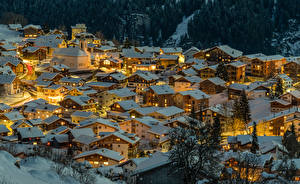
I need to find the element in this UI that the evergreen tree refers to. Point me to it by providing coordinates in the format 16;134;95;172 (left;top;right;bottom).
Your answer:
232;98;241;119
240;90;251;125
275;78;284;98
283;123;300;158
215;62;229;82
250;121;259;154
211;115;222;147
123;37;131;48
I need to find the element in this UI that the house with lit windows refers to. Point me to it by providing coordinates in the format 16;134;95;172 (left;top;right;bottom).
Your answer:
127;71;159;94
144;85;175;107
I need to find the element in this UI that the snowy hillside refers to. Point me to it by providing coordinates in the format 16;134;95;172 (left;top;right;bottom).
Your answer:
164;12;197;47
0;150;115;184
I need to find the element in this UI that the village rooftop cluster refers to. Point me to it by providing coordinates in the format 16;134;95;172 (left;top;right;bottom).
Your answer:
0;23;299;183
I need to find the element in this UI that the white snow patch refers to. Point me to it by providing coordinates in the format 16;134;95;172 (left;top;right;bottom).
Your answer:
165;12;197;46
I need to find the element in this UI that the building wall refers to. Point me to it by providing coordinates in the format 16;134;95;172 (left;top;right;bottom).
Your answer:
54;55;90;70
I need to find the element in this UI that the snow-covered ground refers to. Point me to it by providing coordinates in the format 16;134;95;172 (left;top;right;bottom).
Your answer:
0;150;115;184
0;24;22;43
164;12;197;46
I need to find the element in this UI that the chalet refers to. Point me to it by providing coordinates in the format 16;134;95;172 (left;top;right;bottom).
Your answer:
21;46;47;61
46;64;70;74
16;127;44;144
270;99;292;112
8;24;22;31
79;118;119;135
59;77;84;87
71;110;96;124
238;53;266;75
183;47;200;61
127;71;159;94
128;107;162;119
50;134;70;148
163;115;200;129
43;115;73;131
67;86;97;97
119;157;149;183
110;100;140;113
48;126;71;135
97;72;127;87
173;75;202;92
144;85;175;107
22;24;43;38
199;77;226;94
149;106;185;121
0;124;10;136
119;116;162;139
0;66;20;95
194;64;218;79
0;103;12;114
276;74;293;91
228;82;270;100
36;72;63;83
69;128;95;140
122;51;154;74
194;45;243;63
37;84;69;104
135;46;160;55
251;55;286;78
74;148;125;167
10;120;33;134
0;111;25;128
71;24;87;40
280;90;300;107
34;35;67;56
283;58;300;81
73;134;100;152
60;95;97;112
160;47;183;63
0;56;25;76
23;101;63;120
178;67;198;76
99;88;136;109
99;57;122;69
98;131;140;159
86;82;118;92
173;90;210;113
156;54;179;69
226;61;246;82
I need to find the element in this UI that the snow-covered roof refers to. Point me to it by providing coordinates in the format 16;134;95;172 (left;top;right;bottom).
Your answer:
107;88;136;97
86;81;116;88
181;68;197;76
73;134;99;145
74;148;125;162
17;127;44;139
277;73;292;82
256;55;285;61
100;131;140;145
22;46;40;53
113;100;140;111
178;89;210;100
227;61;246;67
155;106;184;117
53;47;88;57
134;116;162;127
108;72;127;81
0;56;22;67
70;128;95;138
271;158;300;171
4;111;25;121
244;53;266;59
214;45;243;58
191;63;206;71
48;126;70;135
43;115;60;125
132;152;170;175
60;76;84;84
0;124;9;134
71;111;94;118
23;24;42;30
183;47;200;55
130;107;162;116
287;90;300;99
132;70;159;81
0;103;11;111
161;47;182;54
80;118;119;130
148;124;170;136
179;76;202;83
149;85;175;95
157;54;179;60
271;99;291;106
206;77;226;86
36;72;60;81
53;134;69;143
135;46;160;53
63;95;92;106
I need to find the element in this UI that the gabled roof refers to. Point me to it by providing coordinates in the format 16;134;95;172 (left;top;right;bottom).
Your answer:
161;47;182;53
70;128;95;138
205;77;226;86
23;24;42;30
214;45;243;58
22;46;40;53
107;88;136;98
60;77;84;84
134;116;162;127
183;47;200;55
181;68;197;76
178;76;202;83
17;127;44;139
0;56;22;67
73;134;99;145
4;111;25;121
36;72;60;81
86;81;116;88
287;90;300;99
48;126;70;135
155;106;184;117
0;124;9;134
256;55;285;61
227;61;246;67
135;46;160;53
131;71;159;81
108;72;127;81
0;103;11;111
71;111;94;118
130;107;162;116
149;85;174;95
148;124;170;136
43;115;60;125
113;100;140;111
178;89;210;100
63;95;92;106
74;148;125;162
80;118;119;130
157;54;178;60
100;131;140;145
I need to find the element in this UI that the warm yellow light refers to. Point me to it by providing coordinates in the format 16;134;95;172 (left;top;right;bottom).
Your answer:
104;162;108;165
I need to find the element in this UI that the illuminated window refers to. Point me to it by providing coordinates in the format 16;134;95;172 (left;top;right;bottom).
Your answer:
104;162;109;165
